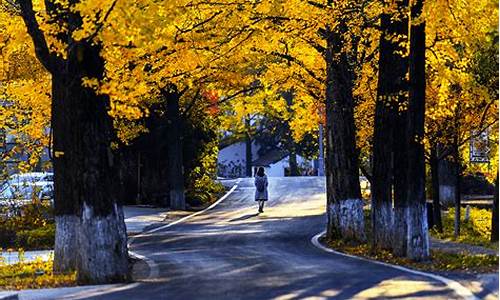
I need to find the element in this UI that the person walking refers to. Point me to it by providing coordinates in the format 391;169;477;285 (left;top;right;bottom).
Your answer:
254;167;268;213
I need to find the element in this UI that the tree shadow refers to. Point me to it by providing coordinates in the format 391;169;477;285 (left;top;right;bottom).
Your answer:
229;213;260;222
97;213;461;300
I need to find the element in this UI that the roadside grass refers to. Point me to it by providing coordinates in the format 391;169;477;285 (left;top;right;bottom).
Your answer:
431;207;498;250
0;255;76;290
323;238;498;274
320;209;499;274
321;208;498;274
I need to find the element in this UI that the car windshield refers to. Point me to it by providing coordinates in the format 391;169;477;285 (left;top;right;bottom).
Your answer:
7;173;53;185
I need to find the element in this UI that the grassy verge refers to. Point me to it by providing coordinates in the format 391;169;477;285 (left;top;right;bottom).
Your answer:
0;257;76;290
323;237;498;274
431;207;498;250
0;203;55;251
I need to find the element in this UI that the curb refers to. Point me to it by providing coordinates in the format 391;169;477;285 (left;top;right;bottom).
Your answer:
311;231;480;300
122;181;239;284
0;292;18;300
7;181;240;300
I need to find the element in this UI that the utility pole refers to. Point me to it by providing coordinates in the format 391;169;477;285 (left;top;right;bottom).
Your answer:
318;124;325;176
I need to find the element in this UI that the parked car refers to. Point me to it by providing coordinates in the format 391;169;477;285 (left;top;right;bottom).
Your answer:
1;172;53;192
3;172;53;185
0;181;54;216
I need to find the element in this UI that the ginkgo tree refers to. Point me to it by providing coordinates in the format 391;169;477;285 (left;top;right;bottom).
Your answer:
9;0;130;283
2;0;497;285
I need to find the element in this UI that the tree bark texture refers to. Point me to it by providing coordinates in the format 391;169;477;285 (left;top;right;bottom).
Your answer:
406;0;429;261
439;158;457;207
453;143;462;239
289;151;299;176
430;144;443;232
164;88;186;210
245;117;253;177
372;1;409;251
430;144;443;231
20;0;129;281
325;26;365;242
51;42;129;281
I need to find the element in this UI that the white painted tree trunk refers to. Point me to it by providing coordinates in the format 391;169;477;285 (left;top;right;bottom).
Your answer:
406;202;429;260
328;199;365;241
170;190;186;211
77;203;129;283
393;206;407;256
54;215;79;273
372;201;393;249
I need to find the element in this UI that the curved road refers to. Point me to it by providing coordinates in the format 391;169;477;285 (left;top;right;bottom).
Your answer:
83;177;463;299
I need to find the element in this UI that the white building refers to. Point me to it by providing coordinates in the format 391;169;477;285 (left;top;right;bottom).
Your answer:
217;141;315;178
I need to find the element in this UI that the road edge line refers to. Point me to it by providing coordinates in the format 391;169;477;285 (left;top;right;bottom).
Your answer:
12;182;240;300
311;230;479;300
136;182;240;236
128;180;240;280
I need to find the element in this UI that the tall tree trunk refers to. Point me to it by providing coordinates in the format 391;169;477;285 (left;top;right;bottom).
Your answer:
392;114;409;256
318;124;325;176
282;91;300;177
372;0;409;251
288;144;299;176
406;0;429;261
245;117;253;177
453;142;461;239
164;88;186;210
491;172;499;242
430;144;443;232
325;26;365;242
53;43;129;282
19;0;129;282
52;75;79;273
439;158;457;207
289;152;299;176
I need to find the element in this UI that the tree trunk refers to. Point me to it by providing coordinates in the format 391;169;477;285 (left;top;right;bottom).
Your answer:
393;112;409;257
406;0;429;261
325;26;365;242
372;0;409;251
439;158;457;207
318;124;325;176
52;42;129;282
245;117;253;177
164;88;186;210
491;172;498;242
430;144;443;232
289;150;299;176
19;0;129;282
453;143;461;239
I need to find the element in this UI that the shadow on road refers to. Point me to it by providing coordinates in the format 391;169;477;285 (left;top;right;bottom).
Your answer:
229;213;260;222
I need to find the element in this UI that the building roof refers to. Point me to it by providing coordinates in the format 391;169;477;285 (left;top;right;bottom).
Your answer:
252;149;288;167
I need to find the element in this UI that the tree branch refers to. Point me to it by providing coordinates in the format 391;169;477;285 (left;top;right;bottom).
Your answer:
18;0;57;73
84;0;118;43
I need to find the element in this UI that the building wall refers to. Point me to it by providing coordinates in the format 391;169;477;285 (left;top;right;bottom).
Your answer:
266;155;314;177
218;142;316;178
217;141;260;178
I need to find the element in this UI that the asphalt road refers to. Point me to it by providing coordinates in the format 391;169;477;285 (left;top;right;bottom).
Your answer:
71;177;465;299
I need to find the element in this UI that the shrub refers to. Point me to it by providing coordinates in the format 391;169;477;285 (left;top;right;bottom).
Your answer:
15;224;55;250
431;206;496;249
0;203;54;250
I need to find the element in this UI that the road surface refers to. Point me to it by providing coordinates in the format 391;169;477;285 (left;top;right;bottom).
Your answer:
39;177;468;299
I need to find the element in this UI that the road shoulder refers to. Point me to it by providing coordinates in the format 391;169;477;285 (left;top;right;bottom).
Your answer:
311;230;487;300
